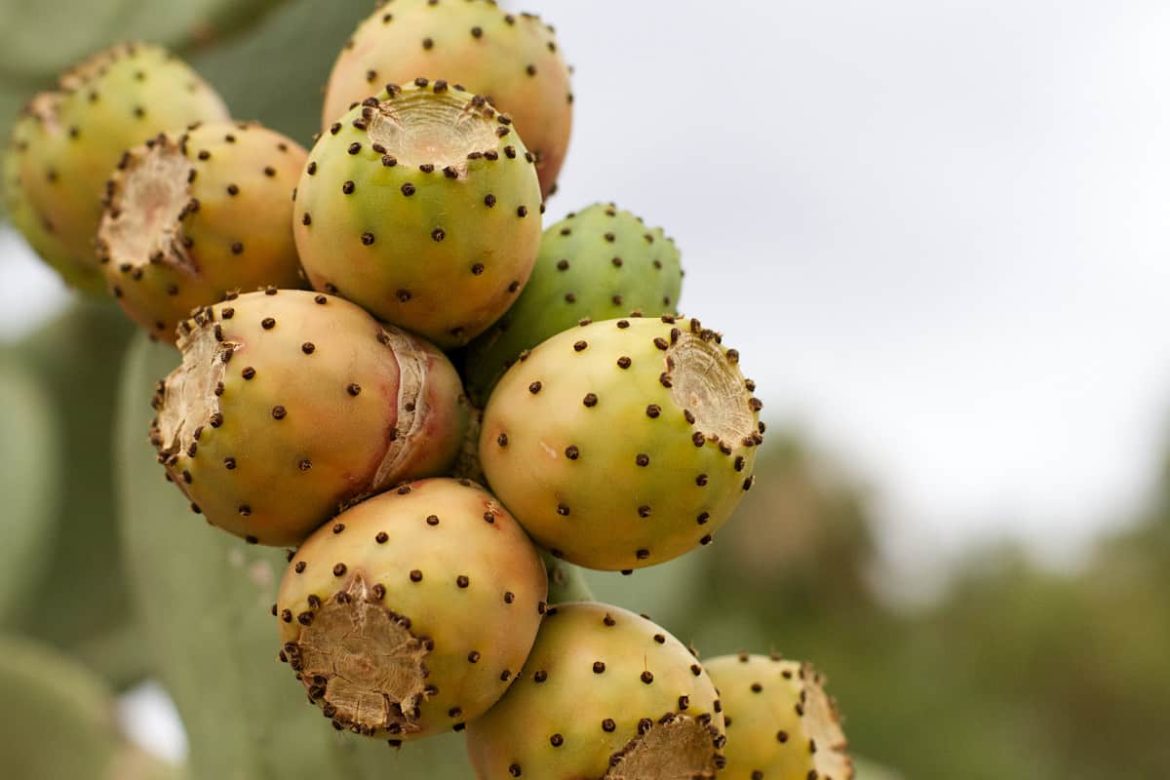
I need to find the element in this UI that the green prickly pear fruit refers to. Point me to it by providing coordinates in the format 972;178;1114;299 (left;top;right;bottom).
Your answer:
465;202;684;404
322;0;572;198
96;122;307;342
149;289;468;546
276;477;547;741
4;43;229;292
705;653;853;780
480;315;763;571
466;601;726;779
294;80;543;349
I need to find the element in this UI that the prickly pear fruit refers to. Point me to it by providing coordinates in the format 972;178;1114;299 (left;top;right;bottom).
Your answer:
480;316;763;570
276;477;547;741
97;122;307;342
467;601;726;779
122;336;476;777
4;43;229;292
322;0;571;198
705;654;853;780
3;126;95;291
465;202;683;404
150;289;468;546
294;80;542;348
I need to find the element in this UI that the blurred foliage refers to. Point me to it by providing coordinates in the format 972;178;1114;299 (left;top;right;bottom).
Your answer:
0;0;287;86
641;428;1170;779
3;302;147;687
116;335;473;780
0;633;179;779
0;349;58;623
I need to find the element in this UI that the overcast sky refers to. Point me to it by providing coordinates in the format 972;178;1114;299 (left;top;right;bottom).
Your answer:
5;0;1170;577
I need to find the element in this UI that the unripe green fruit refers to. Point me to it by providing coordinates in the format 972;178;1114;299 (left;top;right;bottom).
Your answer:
465;202;683;404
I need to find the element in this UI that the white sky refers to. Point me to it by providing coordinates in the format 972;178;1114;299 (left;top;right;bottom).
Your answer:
5;0;1170;577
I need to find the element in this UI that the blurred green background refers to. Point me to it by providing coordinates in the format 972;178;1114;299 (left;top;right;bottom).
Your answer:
3;0;1169;778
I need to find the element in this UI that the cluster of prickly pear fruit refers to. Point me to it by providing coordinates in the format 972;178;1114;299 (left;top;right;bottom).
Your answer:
4;43;230;293
8;4;855;778
465;202;684;403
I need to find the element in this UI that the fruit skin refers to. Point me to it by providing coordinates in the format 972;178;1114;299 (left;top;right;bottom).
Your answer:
322;0;572;198
97;122;307;342
276;477;548;741
295;80;542;349
4;43;229;292
705;654;853;780
120;335;476;778
466;601;726;779
150;289;468;546
465;202;683;404
480;315;763;571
